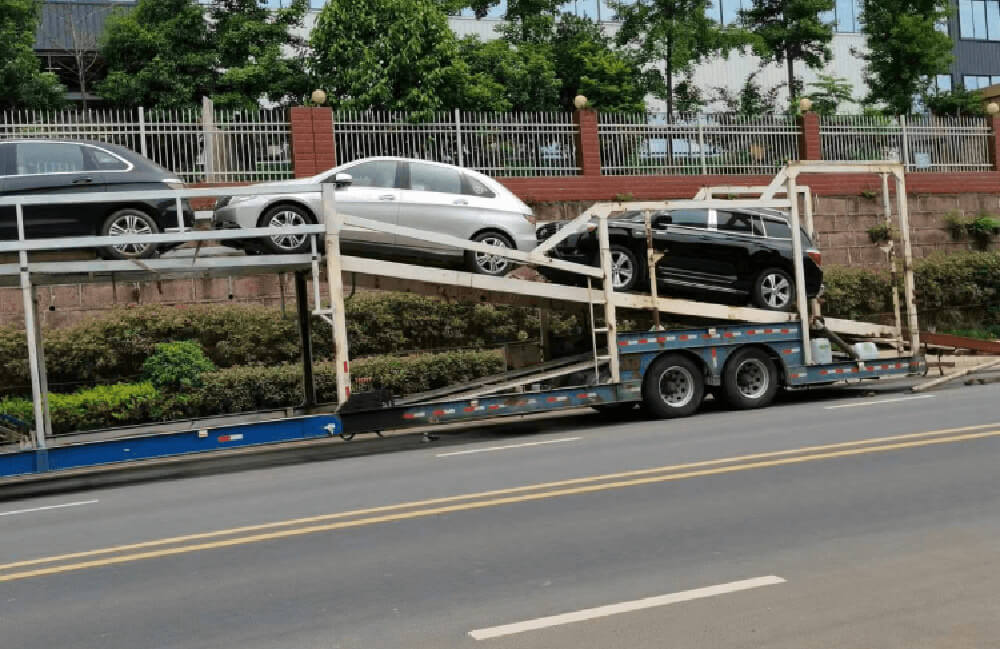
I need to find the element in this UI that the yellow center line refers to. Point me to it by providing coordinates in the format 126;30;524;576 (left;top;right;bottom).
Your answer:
1;421;994;574
1;427;998;584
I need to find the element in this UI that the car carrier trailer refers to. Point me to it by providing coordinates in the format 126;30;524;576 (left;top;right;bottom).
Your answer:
0;161;923;480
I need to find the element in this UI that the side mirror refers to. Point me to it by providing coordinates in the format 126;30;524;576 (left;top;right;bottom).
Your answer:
334;173;353;187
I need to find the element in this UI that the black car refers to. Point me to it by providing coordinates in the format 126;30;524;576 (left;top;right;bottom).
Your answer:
536;208;823;311
0;139;194;260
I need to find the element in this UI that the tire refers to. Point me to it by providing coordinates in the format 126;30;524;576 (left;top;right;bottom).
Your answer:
641;353;704;419
100;208;161;260
596;244;641;292
258;204;314;255
722;347;779;410
466;231;515;276
751;267;795;311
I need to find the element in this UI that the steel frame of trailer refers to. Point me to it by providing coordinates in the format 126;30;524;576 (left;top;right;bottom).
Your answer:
0;161;923;479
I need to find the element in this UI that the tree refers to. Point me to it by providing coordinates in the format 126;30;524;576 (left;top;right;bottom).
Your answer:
739;0;835;100
467;0;562;42
673;76;707;113
310;0;467;116
456;37;560;112
804;73;854;115
210;0;311;110
713;70;781;116
923;85;985;117
551;14;652;112
861;0;953;115
611;0;736;116
0;0;64;110
98;0;215;110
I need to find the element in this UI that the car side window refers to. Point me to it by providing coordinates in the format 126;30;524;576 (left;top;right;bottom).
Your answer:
84;146;129;172
717;211;757;235
764;219;792;239
0;143;14;176
462;173;495;198
15;142;86;175
667;209;709;229
409;163;462;194
344;161;398;188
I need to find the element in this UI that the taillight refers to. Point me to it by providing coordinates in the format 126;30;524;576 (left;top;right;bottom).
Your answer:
807;250;822;266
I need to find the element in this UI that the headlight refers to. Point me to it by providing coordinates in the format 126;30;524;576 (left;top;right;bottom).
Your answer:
215;196;232;209
228;195;257;206
164;179;185;190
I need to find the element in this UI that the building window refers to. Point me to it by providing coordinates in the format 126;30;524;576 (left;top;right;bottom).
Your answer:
707;0;750;25
935;74;953;93
820;0;863;33
960;0;1000;40
962;74;1000;89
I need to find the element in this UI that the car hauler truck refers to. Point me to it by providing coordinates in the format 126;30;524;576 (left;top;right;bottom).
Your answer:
0;161;923;479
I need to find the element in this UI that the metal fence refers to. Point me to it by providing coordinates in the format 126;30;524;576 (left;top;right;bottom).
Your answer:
334;110;580;177
821;115;993;172
599;113;801;176
0;102;293;183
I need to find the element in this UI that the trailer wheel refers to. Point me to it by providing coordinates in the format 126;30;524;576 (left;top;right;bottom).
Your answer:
642;354;704;418
722;348;778;410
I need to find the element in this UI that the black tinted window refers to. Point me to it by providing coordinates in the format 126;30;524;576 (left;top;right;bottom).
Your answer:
764;219;814;247
84;146;129;171
717;211;761;235
668;209;708;228
462;173;495;198
410;163;462;194
345;161;397;188
0;143;14;176
16;142;85;175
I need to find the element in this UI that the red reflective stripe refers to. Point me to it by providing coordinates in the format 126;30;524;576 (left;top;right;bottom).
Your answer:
723;332;733;338
657;337;667;343
433;410;445;416
464;407;475;412
711;348;717;358
403;413;416;420
488;405;500;410
781;329;790;334
618;341;628;346
782;349;793;355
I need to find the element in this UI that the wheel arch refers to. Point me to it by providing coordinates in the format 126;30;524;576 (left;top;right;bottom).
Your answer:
98;203;161;233
723;343;789;388
470;226;516;246
258;199;318;226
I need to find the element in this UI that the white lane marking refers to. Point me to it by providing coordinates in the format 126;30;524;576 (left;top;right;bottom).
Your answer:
436;437;581;458
469;575;786;640
824;394;936;410
0;499;99;518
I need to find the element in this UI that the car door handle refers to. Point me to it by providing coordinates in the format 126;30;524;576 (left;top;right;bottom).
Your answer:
72;176;94;185
378;194;396;201
453;199;469;205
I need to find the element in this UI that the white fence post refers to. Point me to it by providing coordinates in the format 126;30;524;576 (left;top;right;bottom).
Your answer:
202;96;216;183
698;115;707;175
900;114;909;170
455;107;464;168
138;106;147;158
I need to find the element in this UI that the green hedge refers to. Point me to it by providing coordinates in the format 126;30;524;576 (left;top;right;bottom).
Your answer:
822;252;1000;329
0;349;505;435
0;294;577;395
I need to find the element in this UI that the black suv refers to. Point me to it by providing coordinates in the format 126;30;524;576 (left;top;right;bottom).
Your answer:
0;139;194;259
536;208;823;311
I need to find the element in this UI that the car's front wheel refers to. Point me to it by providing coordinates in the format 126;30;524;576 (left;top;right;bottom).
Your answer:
751;267;795;311
596;244;641;292
100;208;160;260
258;205;313;255
466;231;515;276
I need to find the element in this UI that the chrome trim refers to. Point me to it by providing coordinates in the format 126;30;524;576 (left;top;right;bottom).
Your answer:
657;276;745;295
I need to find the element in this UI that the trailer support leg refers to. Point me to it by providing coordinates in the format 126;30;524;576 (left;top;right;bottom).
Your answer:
786;172;813;365
322;184;351;405
881;173;904;351
295;271;316;409
18;204;50;450
894;171;920;354
597;214;620;383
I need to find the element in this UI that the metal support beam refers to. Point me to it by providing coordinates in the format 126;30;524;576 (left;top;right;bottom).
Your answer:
893;170;920;353
322;184;351;406
597;215;620;383
786;172;813;365
881;173;904;351
17;204;49;449
295;271;316;409
643;209;662;330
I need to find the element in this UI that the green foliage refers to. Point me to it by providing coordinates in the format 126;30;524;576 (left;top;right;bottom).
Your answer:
0;295;578;395
859;189;877;200
310;0;466;117
968;214;1000;249
0;382;158;435
804;74;854;115
861;0;954;115
943;210;969;240
141;341;215;391
455;37;560;112
98;0;215;110
0;0;65;109
208;0;310;110
740;0;835;96
866;223;892;244
940;326;1000;341
923;84;986;117
673;77;708;113
713;70;781;116
611;0;740;115
0;351;505;434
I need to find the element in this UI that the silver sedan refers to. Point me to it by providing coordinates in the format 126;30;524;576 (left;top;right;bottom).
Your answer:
212;156;537;276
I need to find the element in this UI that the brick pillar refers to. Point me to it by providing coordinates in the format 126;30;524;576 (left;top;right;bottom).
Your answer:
573;109;601;176
291;106;335;178
989;114;1000;170
798;111;822;160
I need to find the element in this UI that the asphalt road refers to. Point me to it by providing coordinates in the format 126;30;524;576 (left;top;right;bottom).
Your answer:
1;383;999;648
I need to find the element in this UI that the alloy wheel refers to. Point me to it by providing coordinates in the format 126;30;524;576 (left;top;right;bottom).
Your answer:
610;250;634;290
268;210;308;251
108;213;154;256
474;236;511;275
735;358;769;400
658;365;695;407
761;273;791;309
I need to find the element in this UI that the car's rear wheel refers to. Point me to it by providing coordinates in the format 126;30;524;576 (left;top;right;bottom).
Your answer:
597;244;641;292
722;347;779;409
751;267;795;311
258;204;313;255
100;208;160;260
466;231;515;276
641;353;704;419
